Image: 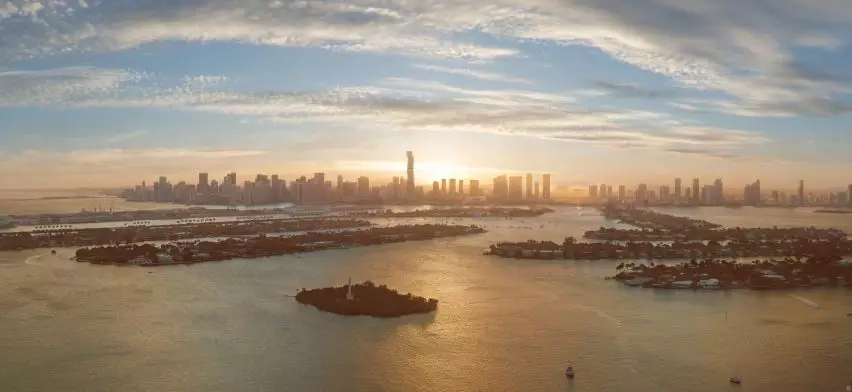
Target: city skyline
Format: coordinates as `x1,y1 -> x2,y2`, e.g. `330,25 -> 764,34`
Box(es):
2,1 -> 852,189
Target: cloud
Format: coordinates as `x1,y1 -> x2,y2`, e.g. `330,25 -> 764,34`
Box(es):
0,66 -> 145,106
3,0 -> 852,116
592,81 -> 675,98
411,64 -> 532,84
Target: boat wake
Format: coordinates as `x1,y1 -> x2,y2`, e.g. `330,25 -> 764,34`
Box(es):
24,252 -> 51,267
789,294 -> 821,309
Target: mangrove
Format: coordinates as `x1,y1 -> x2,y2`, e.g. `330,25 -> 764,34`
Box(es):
295,280 -> 438,318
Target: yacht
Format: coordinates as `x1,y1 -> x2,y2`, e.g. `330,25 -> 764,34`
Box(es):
729,376 -> 741,385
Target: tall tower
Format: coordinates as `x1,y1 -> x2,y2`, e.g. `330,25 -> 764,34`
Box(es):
525,173 -> 533,199
542,173 -> 551,200
798,180 -> 805,206
406,151 -> 415,194
692,178 -> 700,201
198,172 -> 209,193
674,178 -> 682,200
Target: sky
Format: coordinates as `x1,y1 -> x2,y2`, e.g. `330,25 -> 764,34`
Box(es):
1,0 -> 852,190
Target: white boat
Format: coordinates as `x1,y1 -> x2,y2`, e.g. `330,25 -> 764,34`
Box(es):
727,312 -> 742,385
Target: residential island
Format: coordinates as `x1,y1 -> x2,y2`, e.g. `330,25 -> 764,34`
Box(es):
295,280 -> 438,318
352,207 -> 555,218
610,256 -> 852,290
0,218 -> 372,251
73,224 -> 486,266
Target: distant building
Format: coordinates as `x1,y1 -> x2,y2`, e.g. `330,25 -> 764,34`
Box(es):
534,181 -> 540,199
508,176 -> 523,201
198,172 -> 209,194
542,173 -> 551,200
459,180 -> 464,195
469,180 -> 481,196
589,185 -> 598,199
526,173 -> 533,199
406,151 -> 415,195
692,178 -> 700,201
618,185 -> 626,201
358,176 -> 370,198
798,180 -> 805,206
432,181 -> 440,194
441,179 -> 447,194
449,179 -> 457,194
674,178 -> 682,200
492,175 -> 508,200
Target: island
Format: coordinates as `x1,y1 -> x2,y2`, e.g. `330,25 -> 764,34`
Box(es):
610,256 -> 852,290
352,207 -> 555,218
602,206 -> 721,230
487,237 -> 852,260
295,280 -> 438,318
0,218 -> 372,251
74,224 -> 486,266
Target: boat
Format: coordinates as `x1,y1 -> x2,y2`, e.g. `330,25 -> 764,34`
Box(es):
565,366 -> 574,379
726,311 -> 742,385
50,249 -> 57,254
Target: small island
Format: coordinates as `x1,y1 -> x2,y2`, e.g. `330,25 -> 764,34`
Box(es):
295,280 -> 438,318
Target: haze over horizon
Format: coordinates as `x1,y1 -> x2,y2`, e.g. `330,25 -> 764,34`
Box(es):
2,0 -> 852,189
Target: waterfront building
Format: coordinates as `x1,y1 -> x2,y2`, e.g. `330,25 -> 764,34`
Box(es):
508,176 -> 523,201
449,179 -> 457,194
198,172 -> 209,194
432,181 -> 440,194
406,151 -> 415,195
459,180 -> 464,195
493,175 -> 508,200
358,176 -> 370,198
526,173 -> 533,199
607,186 -> 613,199
692,178 -> 700,201
659,185 -> 670,201
470,180 -> 481,196
589,185 -> 598,199
618,185 -> 626,201
599,184 -> 606,200
542,174 -> 551,200
674,178 -> 682,200
534,181 -> 540,199
441,179 -> 447,194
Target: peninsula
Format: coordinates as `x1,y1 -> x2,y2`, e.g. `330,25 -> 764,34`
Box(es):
295,280 -> 438,318
74,224 -> 486,266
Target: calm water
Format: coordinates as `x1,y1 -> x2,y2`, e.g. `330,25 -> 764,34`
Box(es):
1,206 -> 851,392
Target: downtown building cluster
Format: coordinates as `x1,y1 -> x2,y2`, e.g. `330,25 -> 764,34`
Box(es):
587,177 -> 852,207
122,152 -> 423,206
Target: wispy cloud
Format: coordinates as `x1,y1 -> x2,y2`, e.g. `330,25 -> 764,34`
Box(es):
411,64 -> 532,84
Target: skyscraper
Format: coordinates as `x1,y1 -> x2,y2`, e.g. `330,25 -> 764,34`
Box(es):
848,184 -> 852,207
459,180 -> 464,195
798,180 -> 805,206
337,175 -> 343,193
441,179 -> 447,194
674,178 -> 682,200
525,173 -> 533,199
449,179 -> 457,194
508,176 -> 523,201
432,181 -> 439,193
358,176 -> 370,198
534,181 -> 540,199
589,185 -> 598,199
198,172 -> 209,193
542,173 -> 551,200
618,185 -> 626,201
406,151 -> 415,194
470,180 -> 480,196
493,175 -> 508,200
599,184 -> 606,200
692,178 -> 700,201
